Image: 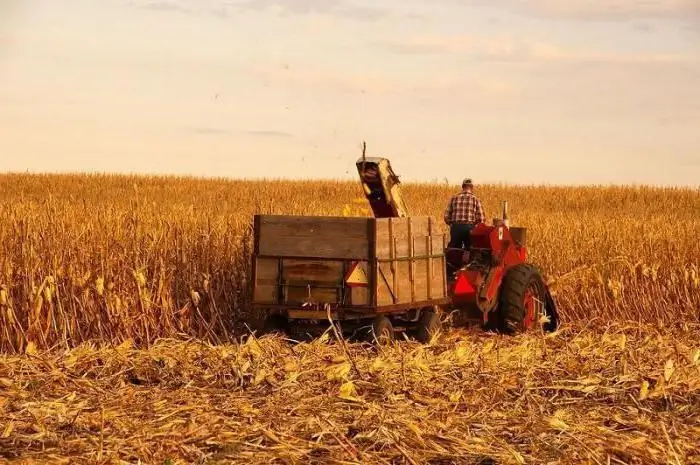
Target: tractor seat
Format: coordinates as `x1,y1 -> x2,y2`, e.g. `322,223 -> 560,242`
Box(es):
445,247 -> 470,268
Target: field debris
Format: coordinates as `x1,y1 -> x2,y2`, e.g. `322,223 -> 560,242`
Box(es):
1,322 -> 699,464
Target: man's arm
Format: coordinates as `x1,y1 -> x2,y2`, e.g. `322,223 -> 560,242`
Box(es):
444,197 -> 453,225
476,199 -> 485,224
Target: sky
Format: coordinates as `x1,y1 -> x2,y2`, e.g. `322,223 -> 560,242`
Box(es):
1,0 -> 699,186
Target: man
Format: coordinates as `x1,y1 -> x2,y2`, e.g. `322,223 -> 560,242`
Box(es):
444,178 -> 485,250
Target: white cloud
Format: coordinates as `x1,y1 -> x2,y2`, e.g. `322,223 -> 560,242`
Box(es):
235,0 -> 387,20
380,34 -> 696,64
445,0 -> 700,20
130,0 -> 389,20
247,62 -> 518,98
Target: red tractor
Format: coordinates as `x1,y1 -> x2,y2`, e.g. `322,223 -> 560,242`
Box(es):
357,152 -> 559,335
444,218 -> 559,334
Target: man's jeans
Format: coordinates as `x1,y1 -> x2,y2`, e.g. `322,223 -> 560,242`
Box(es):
448,223 -> 475,250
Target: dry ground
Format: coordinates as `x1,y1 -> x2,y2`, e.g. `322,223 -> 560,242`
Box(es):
1,321 -> 699,465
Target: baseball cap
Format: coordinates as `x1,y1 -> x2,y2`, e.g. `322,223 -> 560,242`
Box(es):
462,178 -> 473,186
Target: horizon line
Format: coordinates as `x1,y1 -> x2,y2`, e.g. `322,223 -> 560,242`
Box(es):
1,170 -> 699,191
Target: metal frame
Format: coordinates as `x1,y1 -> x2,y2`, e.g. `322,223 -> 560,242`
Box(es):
250,297 -> 452,318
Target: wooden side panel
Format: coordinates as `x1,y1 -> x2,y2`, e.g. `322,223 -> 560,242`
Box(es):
252,258 -> 279,304
256,215 -> 371,259
252,215 -> 449,309
284,285 -> 339,305
373,217 -> 447,306
375,217 -> 431,259
376,263 -> 394,306
430,234 -> 447,299
349,286 -> 370,306
281,259 -> 343,283
281,259 -> 342,304
253,257 -> 354,305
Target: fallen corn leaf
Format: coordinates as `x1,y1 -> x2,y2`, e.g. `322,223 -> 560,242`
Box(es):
25,341 -> 37,355
664,359 -> 674,382
549,417 -> 569,431
338,381 -> 356,400
639,380 -> 649,400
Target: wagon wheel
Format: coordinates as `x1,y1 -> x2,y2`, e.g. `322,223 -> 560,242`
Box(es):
414,308 -> 442,343
263,314 -> 289,335
366,315 -> 394,345
498,264 -> 558,334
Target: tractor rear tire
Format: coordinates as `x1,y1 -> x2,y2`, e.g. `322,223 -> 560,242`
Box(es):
498,263 -> 557,334
415,309 -> 442,343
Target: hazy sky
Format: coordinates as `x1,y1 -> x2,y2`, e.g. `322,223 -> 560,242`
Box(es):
1,0 -> 699,185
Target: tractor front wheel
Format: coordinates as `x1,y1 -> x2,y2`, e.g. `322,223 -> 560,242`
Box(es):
498,264 -> 558,334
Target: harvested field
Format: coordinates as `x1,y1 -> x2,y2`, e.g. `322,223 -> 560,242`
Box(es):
1,322 -> 699,464
0,174 -> 698,464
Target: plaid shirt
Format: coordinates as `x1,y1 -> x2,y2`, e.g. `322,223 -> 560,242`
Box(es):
444,191 -> 485,225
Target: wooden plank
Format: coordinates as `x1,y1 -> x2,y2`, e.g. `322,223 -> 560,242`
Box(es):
426,235 -> 432,299
368,217 -> 378,308
430,250 -> 447,299
376,216 -> 432,259
280,258 -> 347,305
375,262 -> 394,306
413,236 -> 428,256
373,216 -> 450,306
288,309 -> 337,319
284,282 -> 338,305
252,257 -> 279,304
389,218 -> 396,274
395,261 -> 411,305
253,215 -> 261,255
410,258 -> 430,302
350,286 -> 370,306
392,219 -> 409,258
409,216 -> 430,237
281,259 -> 343,283
392,235 -> 399,302
256,215 -> 371,259
428,217 -> 433,300
375,218 -> 388,260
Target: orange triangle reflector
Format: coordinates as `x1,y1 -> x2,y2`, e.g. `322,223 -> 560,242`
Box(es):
345,261 -> 368,287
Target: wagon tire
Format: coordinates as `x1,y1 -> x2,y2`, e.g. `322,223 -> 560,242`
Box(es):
367,316 -> 394,345
415,308 -> 442,343
263,314 -> 289,335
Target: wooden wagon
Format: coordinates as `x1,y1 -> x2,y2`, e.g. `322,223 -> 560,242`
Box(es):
250,214 -> 450,342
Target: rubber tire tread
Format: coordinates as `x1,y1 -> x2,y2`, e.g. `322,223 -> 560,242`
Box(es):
370,316 -> 394,344
263,314 -> 289,335
415,310 -> 441,343
498,263 -> 543,334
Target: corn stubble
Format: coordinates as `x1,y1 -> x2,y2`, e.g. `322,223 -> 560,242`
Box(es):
0,173 -> 699,464
1,324 -> 699,464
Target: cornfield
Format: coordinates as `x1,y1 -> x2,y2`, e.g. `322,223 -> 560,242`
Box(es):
0,173 -> 699,464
